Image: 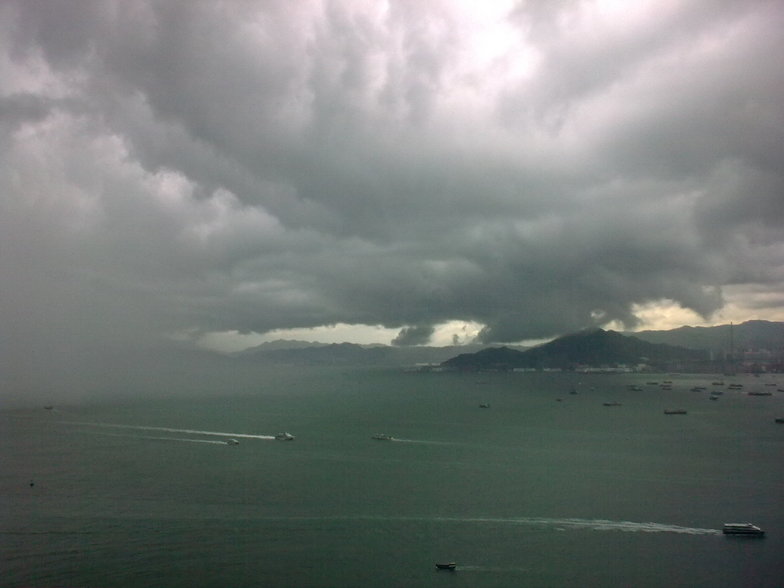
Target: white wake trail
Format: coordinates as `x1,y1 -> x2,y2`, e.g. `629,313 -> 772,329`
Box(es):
57,420 -> 275,440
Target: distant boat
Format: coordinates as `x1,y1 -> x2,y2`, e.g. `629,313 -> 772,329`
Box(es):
275,432 -> 295,441
435,562 -> 456,570
371,434 -> 393,441
603,402 -> 622,407
569,386 -> 578,395
664,409 -> 687,415
774,418 -> 784,424
627,385 -> 643,391
226,439 -> 240,445
722,523 -> 764,537
43,406 -> 54,410
712,381 -> 725,386
748,391 -> 772,396
728,384 -> 743,389
479,403 -> 490,408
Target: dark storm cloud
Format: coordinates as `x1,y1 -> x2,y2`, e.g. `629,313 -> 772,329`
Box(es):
2,0 -> 784,391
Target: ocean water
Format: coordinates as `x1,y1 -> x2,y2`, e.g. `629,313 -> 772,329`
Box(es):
3,368 -> 783,587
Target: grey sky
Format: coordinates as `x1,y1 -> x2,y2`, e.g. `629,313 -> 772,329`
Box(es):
2,1 -> 783,388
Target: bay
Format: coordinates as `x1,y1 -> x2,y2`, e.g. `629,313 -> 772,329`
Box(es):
3,368 -> 783,587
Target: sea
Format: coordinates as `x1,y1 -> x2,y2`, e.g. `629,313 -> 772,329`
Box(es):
3,368 -> 783,587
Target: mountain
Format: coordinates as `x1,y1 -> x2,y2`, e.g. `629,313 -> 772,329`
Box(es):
237,341 -> 495,366
442,329 -> 705,371
630,320 -> 784,352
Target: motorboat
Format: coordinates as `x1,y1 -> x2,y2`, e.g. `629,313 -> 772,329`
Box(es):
479,403 -> 490,408
226,439 -> 240,445
722,523 -> 764,536
371,434 -> 393,441
275,432 -> 295,441
435,562 -> 456,570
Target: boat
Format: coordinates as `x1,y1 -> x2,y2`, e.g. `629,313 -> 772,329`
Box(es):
722,523 -> 765,536
664,409 -> 687,415
627,385 -> 643,391
371,434 -> 393,440
748,391 -> 772,396
712,381 -> 725,386
435,562 -> 456,570
603,402 -> 622,407
275,432 -> 295,441
775,418 -> 784,424
479,403 -> 490,408
226,439 -> 240,445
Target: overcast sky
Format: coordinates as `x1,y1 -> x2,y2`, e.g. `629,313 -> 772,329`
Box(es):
2,0 -> 784,386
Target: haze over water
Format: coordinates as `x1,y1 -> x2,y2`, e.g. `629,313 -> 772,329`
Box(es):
3,368 -> 783,587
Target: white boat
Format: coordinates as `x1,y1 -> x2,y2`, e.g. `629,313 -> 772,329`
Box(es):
722,523 -> 765,536
275,432 -> 295,441
226,439 -> 240,445
371,434 -> 393,441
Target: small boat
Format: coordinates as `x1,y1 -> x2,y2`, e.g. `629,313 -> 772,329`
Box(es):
479,403 -> 490,408
748,391 -> 772,396
627,385 -> 643,391
712,381 -> 725,386
43,405 -> 54,410
603,402 -> 622,407
435,562 -> 456,570
664,409 -> 687,415
226,439 -> 240,445
371,434 -> 393,441
722,523 -> 765,536
275,432 -> 295,441
775,418 -> 784,424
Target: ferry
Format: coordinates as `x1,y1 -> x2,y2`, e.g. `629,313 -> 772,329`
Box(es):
722,523 -> 765,537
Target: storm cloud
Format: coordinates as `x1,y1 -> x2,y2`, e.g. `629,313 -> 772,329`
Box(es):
2,0 -> 783,392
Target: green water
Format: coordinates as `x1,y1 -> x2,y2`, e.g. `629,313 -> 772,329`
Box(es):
3,369 -> 783,586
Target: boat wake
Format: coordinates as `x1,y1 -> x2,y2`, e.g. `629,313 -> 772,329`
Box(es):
83,431 -> 229,445
57,420 -> 276,440
268,515 -> 720,535
491,517 -> 722,535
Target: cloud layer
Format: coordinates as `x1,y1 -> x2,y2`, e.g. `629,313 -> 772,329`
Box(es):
2,0 -> 783,389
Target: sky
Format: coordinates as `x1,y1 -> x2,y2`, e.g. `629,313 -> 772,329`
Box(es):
2,0 -> 784,392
